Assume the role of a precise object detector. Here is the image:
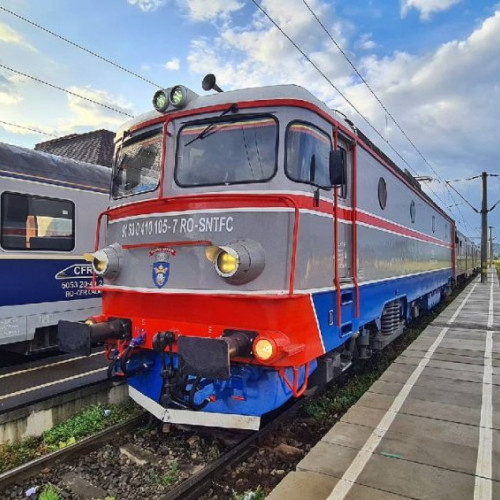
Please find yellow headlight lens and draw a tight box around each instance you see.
[254,339,274,361]
[216,251,238,275]
[93,256,108,274]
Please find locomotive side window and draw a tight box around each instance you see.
[285,122,332,189]
[378,177,387,209]
[410,200,416,223]
[112,132,162,198]
[175,116,277,187]
[1,192,74,251]
[432,215,436,233]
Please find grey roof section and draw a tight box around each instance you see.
[35,129,115,167]
[116,84,347,137]
[0,141,111,193]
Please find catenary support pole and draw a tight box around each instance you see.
[481,171,488,283]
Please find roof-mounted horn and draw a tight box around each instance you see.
[202,74,224,93]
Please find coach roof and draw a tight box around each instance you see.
[0,141,110,194]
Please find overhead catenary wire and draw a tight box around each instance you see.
[300,0,472,231]
[0,5,161,88]
[0,119,58,137]
[0,63,133,118]
[250,0,453,218]
[445,180,479,213]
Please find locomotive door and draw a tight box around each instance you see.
[334,139,353,281]
[333,136,359,327]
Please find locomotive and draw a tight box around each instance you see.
[59,75,478,429]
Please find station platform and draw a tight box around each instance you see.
[0,348,108,415]
[269,268,499,499]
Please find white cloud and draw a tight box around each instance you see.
[401,0,462,20]
[358,33,377,50]
[164,58,180,71]
[0,22,37,51]
[184,0,244,21]
[127,0,165,12]
[0,73,23,105]
[57,86,134,133]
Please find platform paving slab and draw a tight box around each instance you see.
[297,440,476,499]
[323,418,500,479]
[267,470,409,500]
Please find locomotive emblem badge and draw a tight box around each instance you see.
[150,248,176,288]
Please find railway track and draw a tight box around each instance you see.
[0,398,303,499]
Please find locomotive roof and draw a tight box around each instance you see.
[117,83,453,224]
[117,84,336,135]
[0,141,111,194]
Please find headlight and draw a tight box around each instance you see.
[152,90,169,112]
[91,250,109,275]
[253,338,275,361]
[84,242,122,281]
[205,239,265,284]
[169,85,189,108]
[216,249,239,277]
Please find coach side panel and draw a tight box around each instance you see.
[0,177,108,345]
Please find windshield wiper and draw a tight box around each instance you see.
[185,103,238,147]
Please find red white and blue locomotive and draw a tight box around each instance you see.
[59,75,478,429]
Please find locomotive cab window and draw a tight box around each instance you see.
[175,116,277,187]
[112,131,162,198]
[1,192,74,251]
[286,122,333,189]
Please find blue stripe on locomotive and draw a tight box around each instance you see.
[127,351,315,416]
[312,268,452,352]
[0,258,101,306]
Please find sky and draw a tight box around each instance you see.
[0,0,499,238]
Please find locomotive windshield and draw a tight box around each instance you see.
[112,132,162,198]
[175,116,277,187]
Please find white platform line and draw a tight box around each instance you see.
[0,367,107,400]
[474,330,493,500]
[447,281,479,324]
[0,351,102,380]
[474,269,494,500]
[488,269,494,329]
[327,282,478,500]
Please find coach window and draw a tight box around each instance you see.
[378,177,387,209]
[410,200,416,223]
[286,122,334,190]
[112,131,162,198]
[1,193,74,251]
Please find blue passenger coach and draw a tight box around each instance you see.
[0,142,110,354]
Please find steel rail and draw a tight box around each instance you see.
[0,414,145,491]
[163,399,304,500]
